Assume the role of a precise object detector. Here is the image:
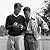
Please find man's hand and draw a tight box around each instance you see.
[13,22,23,28]
[12,22,21,28]
[14,22,18,25]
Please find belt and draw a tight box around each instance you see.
[25,33,33,35]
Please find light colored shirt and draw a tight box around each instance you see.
[27,12,49,40]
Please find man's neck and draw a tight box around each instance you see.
[13,12,19,17]
[14,12,18,16]
[26,18,29,24]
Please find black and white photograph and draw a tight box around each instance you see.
[0,0,50,50]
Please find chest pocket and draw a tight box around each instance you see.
[31,18,38,32]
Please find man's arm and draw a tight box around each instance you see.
[38,16,49,32]
[5,16,13,30]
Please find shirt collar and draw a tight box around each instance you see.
[13,12,20,17]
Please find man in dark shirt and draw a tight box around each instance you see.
[5,3,26,50]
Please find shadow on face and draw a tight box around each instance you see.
[14,5,22,15]
[24,10,31,19]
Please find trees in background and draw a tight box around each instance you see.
[40,1,50,36]
[0,25,8,36]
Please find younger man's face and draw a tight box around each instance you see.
[15,5,21,15]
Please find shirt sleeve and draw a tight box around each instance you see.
[5,16,12,30]
[38,16,49,32]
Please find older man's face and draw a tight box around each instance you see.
[25,10,31,19]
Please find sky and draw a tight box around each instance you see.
[0,0,45,27]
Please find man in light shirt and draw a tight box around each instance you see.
[23,7,49,50]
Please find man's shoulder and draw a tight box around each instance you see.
[19,15,24,17]
[18,15,25,19]
[7,14,13,17]
[31,17,35,20]
[7,14,13,19]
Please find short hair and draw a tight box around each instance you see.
[14,3,23,9]
[23,7,31,13]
